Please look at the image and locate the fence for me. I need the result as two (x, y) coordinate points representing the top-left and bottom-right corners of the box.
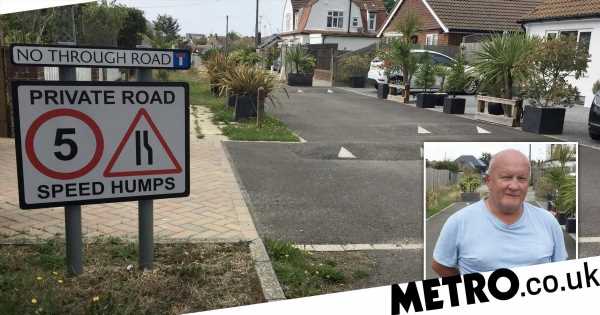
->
(426, 168), (461, 192)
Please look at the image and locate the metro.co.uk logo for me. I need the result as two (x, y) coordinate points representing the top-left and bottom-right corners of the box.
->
(391, 261), (600, 314)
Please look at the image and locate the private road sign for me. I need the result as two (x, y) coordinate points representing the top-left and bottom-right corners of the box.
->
(12, 81), (190, 209)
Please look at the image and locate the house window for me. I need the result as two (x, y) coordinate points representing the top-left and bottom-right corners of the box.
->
(327, 11), (344, 28)
(426, 33), (438, 46)
(546, 31), (558, 39)
(352, 17), (359, 27)
(368, 12), (376, 30)
(578, 31), (592, 54)
(547, 30), (592, 54)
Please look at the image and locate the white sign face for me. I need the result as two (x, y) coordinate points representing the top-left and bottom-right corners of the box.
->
(11, 44), (191, 69)
(12, 81), (189, 209)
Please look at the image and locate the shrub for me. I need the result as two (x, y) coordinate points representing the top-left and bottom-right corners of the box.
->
(220, 64), (276, 97)
(339, 54), (371, 80)
(445, 53), (469, 95)
(431, 160), (459, 172)
(522, 36), (589, 107)
(229, 48), (263, 66)
(556, 175), (575, 217)
(285, 45), (316, 74)
(414, 53), (436, 93)
(459, 173), (481, 193)
(204, 52), (236, 90)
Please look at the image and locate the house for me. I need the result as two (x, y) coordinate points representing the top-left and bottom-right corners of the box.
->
(280, 0), (388, 51)
(377, 0), (541, 57)
(454, 155), (487, 173)
(520, 1), (600, 107)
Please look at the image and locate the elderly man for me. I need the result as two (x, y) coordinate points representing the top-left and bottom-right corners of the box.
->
(432, 149), (567, 277)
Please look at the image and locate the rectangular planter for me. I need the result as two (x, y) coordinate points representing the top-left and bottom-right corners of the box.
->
(234, 95), (257, 121)
(226, 95), (236, 108)
(443, 98), (465, 114)
(377, 84), (389, 99)
(350, 76), (366, 88)
(389, 86), (399, 95)
(487, 102), (504, 115)
(287, 73), (313, 87)
(521, 106), (566, 134)
(416, 93), (437, 108)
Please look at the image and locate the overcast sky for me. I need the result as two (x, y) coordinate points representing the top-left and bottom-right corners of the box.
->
(116, 0), (285, 37)
(423, 142), (562, 162)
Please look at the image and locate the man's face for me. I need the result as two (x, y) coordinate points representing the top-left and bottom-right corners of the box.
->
(485, 155), (530, 214)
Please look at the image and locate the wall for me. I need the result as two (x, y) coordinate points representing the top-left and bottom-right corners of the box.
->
(306, 0), (363, 32)
(525, 18), (600, 107)
(383, 0), (440, 36)
(323, 36), (378, 51)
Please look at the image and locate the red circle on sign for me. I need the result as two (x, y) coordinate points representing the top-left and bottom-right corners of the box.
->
(25, 108), (104, 180)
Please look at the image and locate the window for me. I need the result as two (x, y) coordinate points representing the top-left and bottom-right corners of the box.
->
(547, 30), (592, 54)
(578, 31), (592, 54)
(546, 31), (557, 39)
(426, 33), (438, 46)
(352, 17), (359, 27)
(327, 11), (344, 28)
(368, 12), (376, 30)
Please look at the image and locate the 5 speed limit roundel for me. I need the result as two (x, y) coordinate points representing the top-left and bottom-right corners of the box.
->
(12, 81), (190, 209)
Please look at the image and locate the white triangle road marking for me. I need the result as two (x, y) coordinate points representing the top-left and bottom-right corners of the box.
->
(327, 89), (334, 93)
(417, 126), (431, 134)
(476, 126), (491, 134)
(297, 89), (304, 93)
(338, 146), (356, 159)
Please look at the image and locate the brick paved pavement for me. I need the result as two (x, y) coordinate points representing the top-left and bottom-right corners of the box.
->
(0, 106), (259, 243)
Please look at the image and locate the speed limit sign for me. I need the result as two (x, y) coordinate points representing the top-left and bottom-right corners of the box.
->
(12, 81), (189, 209)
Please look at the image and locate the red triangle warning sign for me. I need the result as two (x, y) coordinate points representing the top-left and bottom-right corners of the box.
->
(103, 108), (182, 177)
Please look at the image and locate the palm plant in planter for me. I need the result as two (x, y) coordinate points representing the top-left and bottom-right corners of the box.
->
(556, 175), (576, 233)
(459, 172), (481, 202)
(443, 53), (468, 114)
(521, 36), (590, 134)
(415, 53), (442, 108)
(340, 54), (371, 88)
(285, 45), (316, 86)
(220, 64), (277, 121)
(204, 52), (236, 96)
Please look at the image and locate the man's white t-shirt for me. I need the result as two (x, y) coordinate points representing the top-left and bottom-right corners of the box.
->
(433, 200), (568, 274)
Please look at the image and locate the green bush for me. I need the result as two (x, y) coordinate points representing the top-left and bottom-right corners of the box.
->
(414, 53), (436, 92)
(459, 173), (481, 193)
(285, 45), (316, 74)
(339, 54), (371, 80)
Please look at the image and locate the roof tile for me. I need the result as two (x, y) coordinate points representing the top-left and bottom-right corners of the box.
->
(520, 0), (600, 22)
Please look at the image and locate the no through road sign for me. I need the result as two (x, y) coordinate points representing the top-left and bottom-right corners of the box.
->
(12, 81), (190, 209)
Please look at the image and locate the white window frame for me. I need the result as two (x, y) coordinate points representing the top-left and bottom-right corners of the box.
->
(545, 29), (592, 53)
(352, 17), (359, 27)
(368, 12), (376, 30)
(327, 10), (344, 29)
(426, 33), (438, 46)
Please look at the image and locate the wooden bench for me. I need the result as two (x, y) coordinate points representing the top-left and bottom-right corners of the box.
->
(476, 95), (523, 127)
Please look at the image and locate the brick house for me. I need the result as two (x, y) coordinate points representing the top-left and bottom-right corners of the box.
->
(377, 0), (541, 55)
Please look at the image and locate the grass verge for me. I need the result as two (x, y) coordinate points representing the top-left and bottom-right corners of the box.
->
(264, 239), (374, 299)
(426, 185), (461, 218)
(0, 237), (264, 314)
(169, 69), (298, 142)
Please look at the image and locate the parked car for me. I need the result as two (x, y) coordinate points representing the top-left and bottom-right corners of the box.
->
(367, 49), (478, 94)
(589, 91), (600, 140)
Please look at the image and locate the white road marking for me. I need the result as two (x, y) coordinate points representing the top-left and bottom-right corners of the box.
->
(293, 243), (423, 251)
(476, 126), (491, 134)
(338, 146), (357, 159)
(327, 89), (334, 93)
(579, 237), (600, 243)
(297, 135), (307, 143)
(297, 89), (303, 93)
(417, 126), (431, 134)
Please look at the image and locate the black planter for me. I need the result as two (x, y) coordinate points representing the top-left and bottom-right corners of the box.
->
(210, 85), (220, 96)
(416, 93), (437, 108)
(389, 86), (399, 95)
(350, 76), (366, 88)
(443, 97), (466, 114)
(226, 95), (237, 108)
(234, 95), (257, 121)
(287, 73), (313, 86)
(487, 102), (504, 115)
(566, 217), (576, 234)
(461, 192), (480, 202)
(556, 212), (567, 225)
(521, 106), (566, 134)
(377, 83), (389, 99)
(434, 93), (448, 106)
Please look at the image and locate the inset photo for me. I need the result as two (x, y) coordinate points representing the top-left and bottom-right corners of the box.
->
(424, 142), (577, 279)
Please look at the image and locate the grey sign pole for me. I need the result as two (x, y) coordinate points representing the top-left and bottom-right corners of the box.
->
(58, 41), (83, 276)
(136, 45), (154, 271)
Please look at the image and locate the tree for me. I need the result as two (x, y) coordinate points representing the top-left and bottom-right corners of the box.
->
(522, 36), (590, 107)
(227, 31), (241, 41)
(473, 32), (536, 99)
(415, 53), (436, 93)
(380, 11), (421, 103)
(479, 152), (492, 166)
(445, 52), (469, 96)
(117, 7), (147, 48)
(78, 2), (128, 46)
(153, 14), (180, 42)
(384, 0), (398, 13)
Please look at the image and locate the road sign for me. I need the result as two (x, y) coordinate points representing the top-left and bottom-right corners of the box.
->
(10, 44), (191, 69)
(12, 81), (189, 209)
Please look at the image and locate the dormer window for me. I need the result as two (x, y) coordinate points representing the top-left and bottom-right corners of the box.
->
(327, 11), (344, 28)
(368, 12), (376, 30)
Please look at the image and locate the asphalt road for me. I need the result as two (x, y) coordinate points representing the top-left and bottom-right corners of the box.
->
(224, 87), (600, 287)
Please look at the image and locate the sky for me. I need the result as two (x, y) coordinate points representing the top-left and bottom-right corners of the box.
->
(423, 142), (565, 162)
(116, 0), (285, 37)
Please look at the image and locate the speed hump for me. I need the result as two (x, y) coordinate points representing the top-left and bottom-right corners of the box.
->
(12, 81), (189, 209)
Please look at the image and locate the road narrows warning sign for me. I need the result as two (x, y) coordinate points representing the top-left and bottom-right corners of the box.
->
(12, 81), (189, 209)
